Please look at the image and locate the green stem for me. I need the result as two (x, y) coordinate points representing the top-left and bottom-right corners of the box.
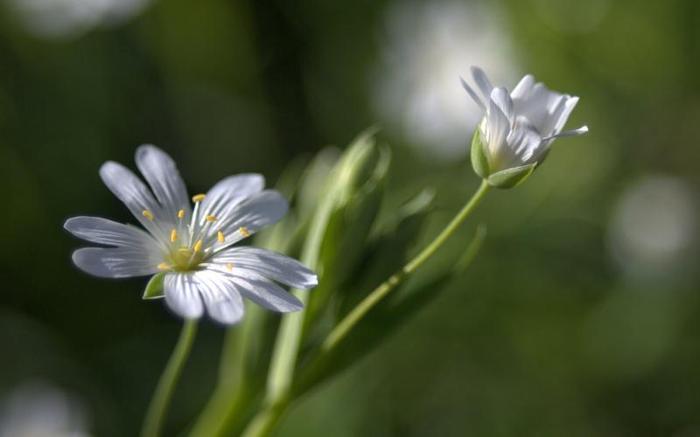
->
(241, 180), (490, 437)
(141, 319), (198, 437)
(323, 179), (489, 352)
(240, 398), (289, 437)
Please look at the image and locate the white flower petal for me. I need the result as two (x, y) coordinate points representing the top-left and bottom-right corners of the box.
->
(99, 161), (168, 240)
(551, 96), (580, 136)
(540, 95), (568, 138)
(507, 117), (544, 163)
(200, 174), (265, 224)
(64, 216), (160, 249)
(205, 293), (245, 325)
(512, 82), (563, 134)
(72, 247), (159, 278)
(511, 74), (535, 100)
(485, 96), (511, 157)
(164, 273), (204, 319)
(135, 145), (191, 221)
(211, 247), (318, 289)
(460, 76), (485, 110)
(194, 270), (245, 324)
(211, 190), (288, 247)
(543, 125), (588, 141)
(230, 272), (303, 313)
(490, 87), (514, 122)
(470, 66), (494, 103)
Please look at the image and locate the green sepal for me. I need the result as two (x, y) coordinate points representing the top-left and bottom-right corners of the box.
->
(470, 129), (490, 179)
(142, 272), (166, 299)
(487, 163), (536, 189)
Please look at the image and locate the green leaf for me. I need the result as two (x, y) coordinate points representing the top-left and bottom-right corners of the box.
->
(142, 273), (165, 300)
(487, 163), (536, 188)
(470, 129), (490, 179)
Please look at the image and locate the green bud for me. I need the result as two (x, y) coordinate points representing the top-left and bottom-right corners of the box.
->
(333, 127), (382, 202)
(303, 129), (391, 327)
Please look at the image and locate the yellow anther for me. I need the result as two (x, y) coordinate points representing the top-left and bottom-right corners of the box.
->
(170, 229), (178, 243)
(157, 262), (170, 271)
(226, 263), (234, 272)
(193, 239), (203, 253)
(177, 209), (185, 219)
(206, 215), (218, 222)
(239, 226), (251, 237)
(217, 231), (225, 243)
(142, 210), (154, 221)
(192, 194), (206, 203)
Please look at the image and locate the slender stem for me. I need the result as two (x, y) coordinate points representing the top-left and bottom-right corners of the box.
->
(141, 319), (198, 437)
(240, 180), (490, 437)
(322, 179), (490, 352)
(240, 398), (289, 437)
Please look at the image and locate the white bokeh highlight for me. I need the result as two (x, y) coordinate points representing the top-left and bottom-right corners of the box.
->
(6, 0), (151, 39)
(0, 382), (91, 437)
(608, 175), (697, 282)
(373, 0), (518, 161)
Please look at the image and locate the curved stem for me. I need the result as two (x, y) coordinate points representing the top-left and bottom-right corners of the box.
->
(322, 179), (489, 352)
(141, 319), (198, 437)
(241, 179), (490, 437)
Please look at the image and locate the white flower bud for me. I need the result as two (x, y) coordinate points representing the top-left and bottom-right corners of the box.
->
(462, 67), (588, 188)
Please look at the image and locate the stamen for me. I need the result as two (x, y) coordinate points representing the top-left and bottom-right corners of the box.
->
(239, 226), (251, 237)
(206, 215), (218, 222)
(193, 239), (203, 253)
(217, 231), (225, 243)
(170, 229), (178, 243)
(192, 194), (206, 203)
(157, 262), (170, 271)
(226, 263), (234, 272)
(142, 210), (154, 221)
(177, 209), (185, 219)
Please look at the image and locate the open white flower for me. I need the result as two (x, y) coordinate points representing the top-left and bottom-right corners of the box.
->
(64, 145), (317, 324)
(461, 66), (588, 187)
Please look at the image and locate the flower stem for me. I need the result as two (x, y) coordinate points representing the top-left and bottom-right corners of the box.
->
(141, 319), (198, 437)
(240, 179), (490, 437)
(322, 179), (489, 353)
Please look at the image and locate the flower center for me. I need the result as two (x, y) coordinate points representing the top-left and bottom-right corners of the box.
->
(149, 193), (225, 273)
(164, 245), (208, 272)
(145, 194), (253, 273)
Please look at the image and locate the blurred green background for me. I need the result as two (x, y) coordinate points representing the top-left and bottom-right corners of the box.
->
(1, 0), (699, 436)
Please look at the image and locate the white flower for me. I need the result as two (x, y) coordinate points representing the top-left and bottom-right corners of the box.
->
(64, 145), (317, 324)
(461, 66), (588, 183)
